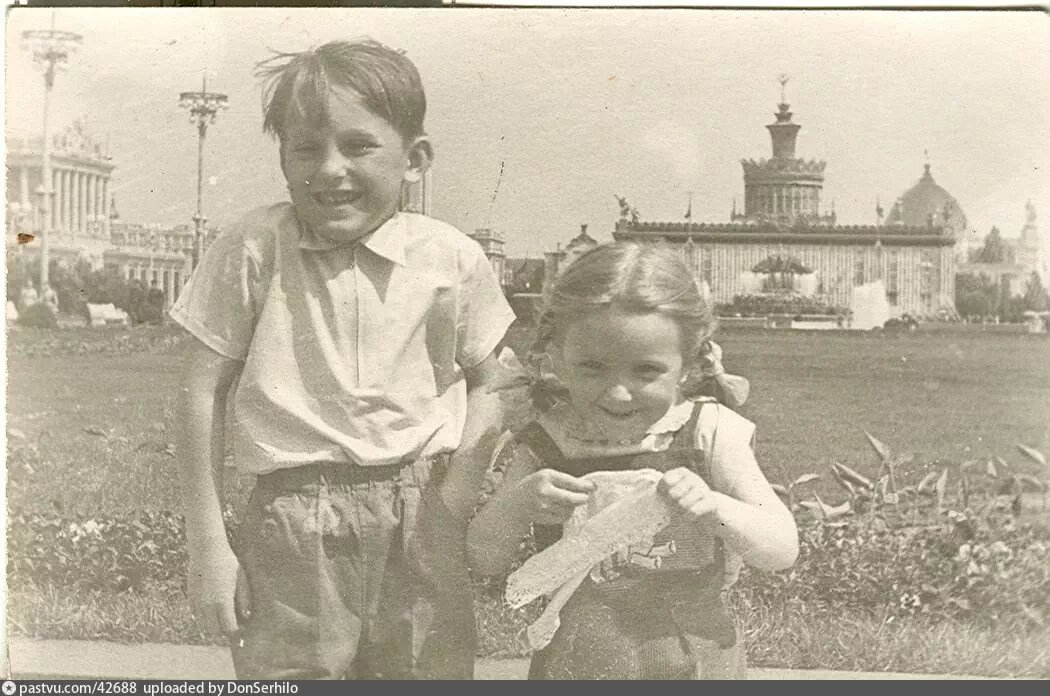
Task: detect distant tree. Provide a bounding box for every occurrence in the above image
[956,290,991,319]
[972,227,1014,264]
[955,272,1001,319]
[1000,293,1025,323]
[1023,272,1050,312]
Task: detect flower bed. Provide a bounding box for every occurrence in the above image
[7,435,1047,635]
[717,292,847,318]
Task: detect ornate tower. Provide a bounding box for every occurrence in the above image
[734,76,834,226]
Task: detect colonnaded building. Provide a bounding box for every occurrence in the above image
[612,94,963,318]
[6,121,220,308]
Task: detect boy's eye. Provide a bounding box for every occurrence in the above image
[575,360,605,373]
[341,140,380,156]
[291,143,320,156]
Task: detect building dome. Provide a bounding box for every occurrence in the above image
[886,164,968,239]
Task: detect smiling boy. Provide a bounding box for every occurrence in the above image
[171,40,515,679]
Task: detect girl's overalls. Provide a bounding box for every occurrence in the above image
[520,399,745,680]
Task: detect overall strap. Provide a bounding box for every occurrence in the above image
[516,422,567,472]
[667,398,719,481]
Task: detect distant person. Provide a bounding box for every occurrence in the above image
[171,39,515,679]
[18,281,38,312]
[468,243,797,680]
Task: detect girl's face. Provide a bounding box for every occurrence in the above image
[552,308,688,440]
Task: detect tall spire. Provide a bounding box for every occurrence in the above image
[767,74,801,160]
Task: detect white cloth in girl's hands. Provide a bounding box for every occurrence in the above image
[505,469,673,610]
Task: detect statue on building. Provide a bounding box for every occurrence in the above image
[630,207,640,224]
[614,194,631,220]
[1026,199,1037,224]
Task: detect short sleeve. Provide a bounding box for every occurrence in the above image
[456,242,517,369]
[169,231,264,360]
[695,403,758,498]
[695,403,759,588]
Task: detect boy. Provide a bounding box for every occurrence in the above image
[172,40,515,679]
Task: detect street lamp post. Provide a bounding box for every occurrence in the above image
[21,15,82,292]
[178,75,227,272]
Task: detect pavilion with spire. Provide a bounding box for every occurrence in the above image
[731,76,837,226]
[613,77,959,319]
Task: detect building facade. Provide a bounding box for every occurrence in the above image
[613,93,958,318]
[6,121,219,308]
[6,121,116,268]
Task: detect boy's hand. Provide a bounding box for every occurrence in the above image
[513,469,595,525]
[187,543,252,639]
[659,467,720,523]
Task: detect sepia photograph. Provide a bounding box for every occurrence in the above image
[4,4,1050,681]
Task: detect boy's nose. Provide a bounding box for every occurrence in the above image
[317,149,352,180]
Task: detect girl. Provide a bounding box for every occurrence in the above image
[468,242,798,680]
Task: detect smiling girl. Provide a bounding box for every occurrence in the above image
[467,242,798,680]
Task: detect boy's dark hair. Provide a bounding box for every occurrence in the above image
[255,39,426,142]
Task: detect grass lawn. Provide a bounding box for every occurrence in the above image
[6,323,1050,676]
[8,325,1049,515]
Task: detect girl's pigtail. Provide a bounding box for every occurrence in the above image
[526,309,570,413]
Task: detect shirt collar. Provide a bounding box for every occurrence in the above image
[296,211,407,266]
[646,398,695,435]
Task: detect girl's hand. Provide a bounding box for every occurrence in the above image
[659,467,720,523]
[513,469,595,525]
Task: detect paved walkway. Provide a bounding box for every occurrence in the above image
[5,638,987,680]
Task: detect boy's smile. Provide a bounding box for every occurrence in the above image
[281,89,430,244]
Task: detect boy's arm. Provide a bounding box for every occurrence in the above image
[439,350,507,520]
[178,338,246,637]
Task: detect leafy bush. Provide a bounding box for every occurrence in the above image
[7,325,190,358]
[752,434,1050,629]
[17,302,59,329]
[6,435,1048,636]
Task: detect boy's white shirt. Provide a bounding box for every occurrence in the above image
[170,204,517,473]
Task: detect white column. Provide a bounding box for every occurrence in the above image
[69,171,79,237]
[55,169,64,237]
[59,170,69,236]
[86,175,96,234]
[50,170,60,234]
[68,170,76,235]
[102,178,111,239]
[95,176,104,228]
[78,172,87,236]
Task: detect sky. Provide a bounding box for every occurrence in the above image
[5,7,1049,258]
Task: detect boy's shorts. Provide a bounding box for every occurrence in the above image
[230,455,476,679]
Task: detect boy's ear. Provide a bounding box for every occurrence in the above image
[403,136,433,184]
